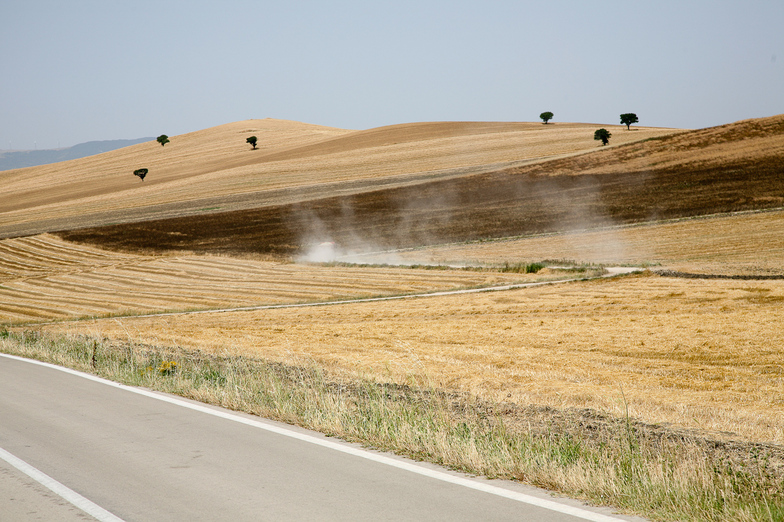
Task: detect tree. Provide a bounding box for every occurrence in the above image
[539,111,554,124]
[133,168,148,181]
[157,134,170,147]
[620,113,638,130]
[246,136,258,150]
[594,128,611,146]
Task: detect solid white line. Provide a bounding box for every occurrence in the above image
[0,445,125,522]
[0,353,626,522]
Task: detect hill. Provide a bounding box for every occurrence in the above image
[0,119,676,239]
[0,138,153,171]
[50,115,784,258]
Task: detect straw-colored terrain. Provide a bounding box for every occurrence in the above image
[389,209,784,276]
[3,115,784,451]
[40,272,784,446]
[0,233,537,323]
[0,119,677,238]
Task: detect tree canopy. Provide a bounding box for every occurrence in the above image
[157,134,169,147]
[133,168,148,181]
[620,113,638,130]
[539,111,554,124]
[593,128,611,146]
[246,136,258,150]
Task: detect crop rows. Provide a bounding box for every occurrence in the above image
[0,234,530,323]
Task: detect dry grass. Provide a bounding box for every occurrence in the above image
[37,271,784,446]
[3,330,781,522]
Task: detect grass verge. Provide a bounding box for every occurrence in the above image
[1,329,782,522]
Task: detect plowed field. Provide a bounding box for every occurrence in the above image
[53,116,784,259]
[0,120,679,239]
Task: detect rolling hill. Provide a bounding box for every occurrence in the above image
[41,115,784,259]
[0,119,676,240]
[4,117,784,520]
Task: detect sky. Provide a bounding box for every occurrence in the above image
[1,0,783,150]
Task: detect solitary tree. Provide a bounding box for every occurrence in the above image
[594,128,611,146]
[157,134,170,146]
[246,136,258,150]
[539,111,554,124]
[133,168,148,181]
[619,113,638,130]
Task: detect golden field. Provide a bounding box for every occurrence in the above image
[0,119,679,238]
[391,209,784,276]
[37,263,784,445]
[3,115,784,452]
[0,233,539,323]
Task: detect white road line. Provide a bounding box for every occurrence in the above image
[0,445,125,522]
[0,353,627,522]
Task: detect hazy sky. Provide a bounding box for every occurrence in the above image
[2,0,783,150]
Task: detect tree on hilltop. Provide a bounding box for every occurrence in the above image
[593,128,611,146]
[133,168,148,181]
[157,134,170,146]
[620,113,638,130]
[540,111,554,124]
[246,136,258,150]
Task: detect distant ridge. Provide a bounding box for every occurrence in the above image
[0,138,154,171]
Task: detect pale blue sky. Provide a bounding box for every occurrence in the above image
[2,0,782,150]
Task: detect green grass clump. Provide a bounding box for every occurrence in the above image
[2,330,782,521]
[498,262,546,274]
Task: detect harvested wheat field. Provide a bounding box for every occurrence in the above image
[39,271,784,445]
[52,116,784,259]
[0,233,544,323]
[387,209,784,276]
[0,120,678,238]
[4,115,784,460]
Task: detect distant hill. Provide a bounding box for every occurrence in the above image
[0,138,154,171]
[0,119,676,239]
[52,114,784,258]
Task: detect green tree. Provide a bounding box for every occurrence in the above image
[539,111,554,124]
[246,136,258,150]
[133,168,148,181]
[620,113,638,130]
[593,128,611,146]
[157,134,169,147]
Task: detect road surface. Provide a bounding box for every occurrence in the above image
[0,354,645,521]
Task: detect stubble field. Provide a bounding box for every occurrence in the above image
[3,115,784,519]
[3,116,783,444]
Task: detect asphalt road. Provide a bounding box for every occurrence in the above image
[0,354,645,521]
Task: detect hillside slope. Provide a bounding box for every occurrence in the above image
[0,120,676,238]
[56,115,784,258]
